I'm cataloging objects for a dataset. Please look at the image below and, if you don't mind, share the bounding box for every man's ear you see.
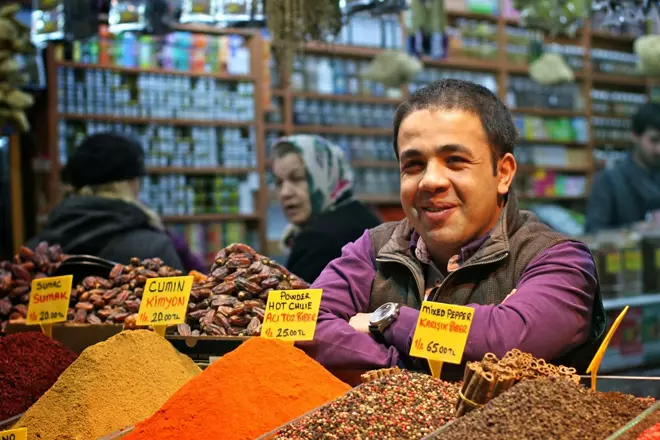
[497,153,517,196]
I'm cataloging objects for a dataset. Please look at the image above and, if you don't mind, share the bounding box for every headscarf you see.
[272,135,355,251]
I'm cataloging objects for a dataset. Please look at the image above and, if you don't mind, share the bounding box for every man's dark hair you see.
[393,79,517,173]
[632,103,660,136]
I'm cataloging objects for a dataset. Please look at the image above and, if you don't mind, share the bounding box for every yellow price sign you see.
[261,289,323,341]
[27,275,73,326]
[410,302,475,378]
[136,276,193,333]
[0,427,27,440]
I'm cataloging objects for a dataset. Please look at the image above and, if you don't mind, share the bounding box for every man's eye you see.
[447,156,468,164]
[402,161,423,171]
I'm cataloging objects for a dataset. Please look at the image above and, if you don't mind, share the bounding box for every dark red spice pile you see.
[0,332,78,420]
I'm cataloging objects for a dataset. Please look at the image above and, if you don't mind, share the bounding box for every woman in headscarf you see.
[271,135,382,283]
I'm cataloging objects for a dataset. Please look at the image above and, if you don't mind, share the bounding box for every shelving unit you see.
[38,26,270,254]
[265,4,655,209]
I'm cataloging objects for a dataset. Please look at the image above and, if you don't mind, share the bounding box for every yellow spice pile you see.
[16,330,201,440]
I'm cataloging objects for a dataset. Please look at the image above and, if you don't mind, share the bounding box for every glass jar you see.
[639,225,660,293]
[595,231,624,298]
[621,230,643,295]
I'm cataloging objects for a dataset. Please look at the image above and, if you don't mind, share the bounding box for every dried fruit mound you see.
[0,332,77,420]
[435,377,653,440]
[72,257,182,326]
[124,338,351,440]
[0,243,67,334]
[176,243,310,337]
[274,371,460,440]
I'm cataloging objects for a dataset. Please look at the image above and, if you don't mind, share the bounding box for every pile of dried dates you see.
[71,257,182,326]
[0,243,67,334]
[174,243,310,337]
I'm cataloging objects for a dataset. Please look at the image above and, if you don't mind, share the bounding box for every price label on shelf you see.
[410,302,475,376]
[136,276,193,331]
[0,427,27,440]
[26,275,73,326]
[261,289,323,342]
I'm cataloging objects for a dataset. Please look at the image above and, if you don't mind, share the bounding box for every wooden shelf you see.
[358,194,401,205]
[593,139,634,148]
[60,113,254,127]
[517,138,587,147]
[592,73,647,86]
[352,160,398,169]
[294,125,391,136]
[162,213,260,223]
[518,164,591,173]
[591,113,633,120]
[147,167,257,175]
[591,31,638,43]
[271,89,287,97]
[56,61,254,81]
[518,194,587,201]
[304,42,382,58]
[508,65,586,79]
[169,23,258,38]
[423,55,499,72]
[292,91,402,105]
[446,9,499,22]
[265,123,287,132]
[512,108,586,118]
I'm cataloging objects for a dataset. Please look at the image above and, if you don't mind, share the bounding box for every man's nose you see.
[418,161,450,193]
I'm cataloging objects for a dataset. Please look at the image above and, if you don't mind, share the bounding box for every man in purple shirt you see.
[301,79,606,383]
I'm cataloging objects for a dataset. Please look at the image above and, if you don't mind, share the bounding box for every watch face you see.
[372,303,395,323]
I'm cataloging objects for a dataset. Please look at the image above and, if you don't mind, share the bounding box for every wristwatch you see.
[369,302,402,342]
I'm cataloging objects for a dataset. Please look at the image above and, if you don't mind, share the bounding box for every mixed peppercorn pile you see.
[273,371,459,440]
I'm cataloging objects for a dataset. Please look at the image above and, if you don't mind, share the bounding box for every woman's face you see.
[272,153,312,225]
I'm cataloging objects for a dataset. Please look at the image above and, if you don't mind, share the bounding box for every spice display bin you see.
[164,335,249,364]
[0,413,22,431]
[607,400,660,439]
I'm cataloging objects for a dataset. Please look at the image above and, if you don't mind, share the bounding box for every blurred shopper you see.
[586,103,660,232]
[27,133,204,271]
[271,135,381,283]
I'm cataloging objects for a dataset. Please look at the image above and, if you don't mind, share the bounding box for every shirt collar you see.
[410,230,491,266]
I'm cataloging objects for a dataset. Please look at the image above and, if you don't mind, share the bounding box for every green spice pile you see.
[435,377,653,440]
[273,371,459,440]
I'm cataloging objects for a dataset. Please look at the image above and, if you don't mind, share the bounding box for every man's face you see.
[636,128,660,168]
[398,109,516,261]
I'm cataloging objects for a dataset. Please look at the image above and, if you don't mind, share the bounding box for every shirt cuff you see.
[383,306,419,353]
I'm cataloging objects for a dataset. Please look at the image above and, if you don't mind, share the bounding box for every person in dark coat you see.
[27,133,202,271]
[270,135,382,284]
[586,103,660,232]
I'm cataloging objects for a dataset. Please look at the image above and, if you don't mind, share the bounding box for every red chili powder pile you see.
[124,338,351,440]
[0,332,78,420]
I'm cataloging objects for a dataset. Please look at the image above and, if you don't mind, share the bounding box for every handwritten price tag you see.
[26,275,73,325]
[136,276,193,327]
[261,289,322,342]
[410,302,474,366]
[0,427,27,440]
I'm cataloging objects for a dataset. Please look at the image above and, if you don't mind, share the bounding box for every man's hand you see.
[349,313,373,335]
